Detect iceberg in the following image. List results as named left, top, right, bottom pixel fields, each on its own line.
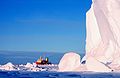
left=58, top=52, right=81, bottom=71
left=86, top=56, right=111, bottom=72
left=86, top=0, right=120, bottom=71
left=58, top=0, right=120, bottom=72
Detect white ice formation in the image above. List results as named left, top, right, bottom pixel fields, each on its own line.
left=0, top=62, right=16, bottom=71
left=58, top=52, right=81, bottom=71
left=0, top=62, right=58, bottom=72
left=86, top=0, right=120, bottom=71
left=59, top=0, right=120, bottom=72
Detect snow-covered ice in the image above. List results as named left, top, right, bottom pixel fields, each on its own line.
left=58, top=52, right=81, bottom=72
left=0, top=62, right=16, bottom=71
left=0, top=62, right=58, bottom=72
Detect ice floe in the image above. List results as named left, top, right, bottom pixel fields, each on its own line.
left=0, top=62, right=16, bottom=71
left=0, top=62, right=58, bottom=72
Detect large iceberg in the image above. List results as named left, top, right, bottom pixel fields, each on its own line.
left=58, top=0, right=120, bottom=72
left=86, top=0, right=120, bottom=71
left=86, top=56, right=111, bottom=72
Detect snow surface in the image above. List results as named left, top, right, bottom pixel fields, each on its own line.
left=0, top=62, right=58, bottom=72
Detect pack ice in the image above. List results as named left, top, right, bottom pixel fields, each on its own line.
left=0, top=62, right=58, bottom=72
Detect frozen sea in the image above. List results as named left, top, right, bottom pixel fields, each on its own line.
left=0, top=51, right=120, bottom=78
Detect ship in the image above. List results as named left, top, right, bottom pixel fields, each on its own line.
left=35, top=57, right=51, bottom=65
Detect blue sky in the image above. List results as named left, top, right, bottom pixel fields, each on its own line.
left=0, top=0, right=92, bottom=53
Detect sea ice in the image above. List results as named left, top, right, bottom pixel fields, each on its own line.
left=0, top=62, right=58, bottom=72
left=25, top=62, right=34, bottom=68
left=0, top=62, right=16, bottom=71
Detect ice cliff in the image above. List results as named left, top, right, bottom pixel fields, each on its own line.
left=86, top=0, right=120, bottom=71
left=59, top=0, right=120, bottom=72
